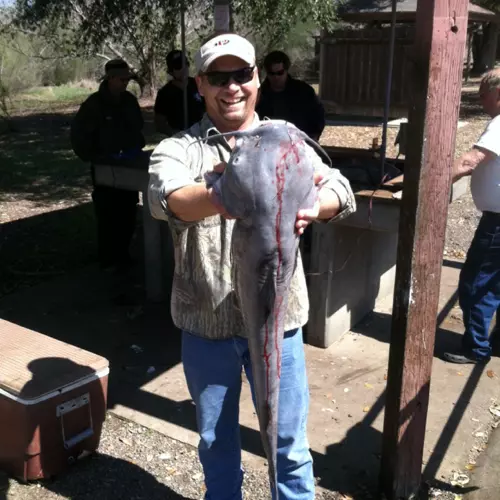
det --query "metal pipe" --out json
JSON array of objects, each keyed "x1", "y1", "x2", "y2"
[
  {"x1": 181, "y1": 1, "x2": 188, "y2": 130},
  {"x1": 380, "y1": 0, "x2": 398, "y2": 181}
]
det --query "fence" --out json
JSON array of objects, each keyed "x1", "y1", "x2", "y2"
[{"x1": 318, "y1": 26, "x2": 415, "y2": 117}]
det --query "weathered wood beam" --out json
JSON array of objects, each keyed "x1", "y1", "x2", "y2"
[
  {"x1": 214, "y1": 0, "x2": 232, "y2": 32},
  {"x1": 486, "y1": 22, "x2": 499, "y2": 71},
  {"x1": 380, "y1": 1, "x2": 469, "y2": 499}
]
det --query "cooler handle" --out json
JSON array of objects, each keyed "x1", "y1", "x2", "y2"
[{"x1": 57, "y1": 393, "x2": 94, "y2": 450}]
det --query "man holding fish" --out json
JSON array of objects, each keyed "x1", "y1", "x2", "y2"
[{"x1": 148, "y1": 32, "x2": 355, "y2": 500}]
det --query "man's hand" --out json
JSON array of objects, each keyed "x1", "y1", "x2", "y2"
[
  {"x1": 295, "y1": 174, "x2": 324, "y2": 235},
  {"x1": 452, "y1": 146, "x2": 493, "y2": 182}
]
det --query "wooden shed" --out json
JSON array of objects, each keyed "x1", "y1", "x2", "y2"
[{"x1": 319, "y1": 0, "x2": 499, "y2": 117}]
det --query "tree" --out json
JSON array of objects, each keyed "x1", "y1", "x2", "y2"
[
  {"x1": 233, "y1": 0, "x2": 336, "y2": 57},
  {"x1": 12, "y1": 0, "x2": 190, "y2": 96},
  {"x1": 10, "y1": 0, "x2": 340, "y2": 97},
  {"x1": 0, "y1": 62, "x2": 13, "y2": 133},
  {"x1": 185, "y1": 0, "x2": 339, "y2": 76}
]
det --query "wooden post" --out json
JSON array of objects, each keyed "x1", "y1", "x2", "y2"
[
  {"x1": 180, "y1": 1, "x2": 188, "y2": 130},
  {"x1": 486, "y1": 22, "x2": 499, "y2": 71},
  {"x1": 214, "y1": 0, "x2": 231, "y2": 32},
  {"x1": 380, "y1": 1, "x2": 469, "y2": 499}
]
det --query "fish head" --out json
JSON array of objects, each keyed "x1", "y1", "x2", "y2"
[{"x1": 210, "y1": 121, "x2": 321, "y2": 222}]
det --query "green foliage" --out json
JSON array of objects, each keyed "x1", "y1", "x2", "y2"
[
  {"x1": 189, "y1": 0, "x2": 339, "y2": 64},
  {"x1": 0, "y1": 13, "x2": 102, "y2": 93},
  {"x1": 12, "y1": 0, "x2": 190, "y2": 95},
  {"x1": 234, "y1": 0, "x2": 337, "y2": 52},
  {"x1": 9, "y1": 0, "x2": 340, "y2": 95},
  {"x1": 12, "y1": 84, "x2": 95, "y2": 111},
  {"x1": 0, "y1": 73, "x2": 12, "y2": 130}
]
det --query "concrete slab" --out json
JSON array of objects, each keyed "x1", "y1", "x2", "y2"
[{"x1": 468, "y1": 425, "x2": 500, "y2": 500}]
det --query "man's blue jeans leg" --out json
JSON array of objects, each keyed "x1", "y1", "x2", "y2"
[
  {"x1": 182, "y1": 328, "x2": 314, "y2": 500},
  {"x1": 458, "y1": 212, "x2": 500, "y2": 360}
]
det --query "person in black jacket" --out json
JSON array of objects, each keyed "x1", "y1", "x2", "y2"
[
  {"x1": 256, "y1": 50, "x2": 325, "y2": 141},
  {"x1": 71, "y1": 59, "x2": 146, "y2": 270},
  {"x1": 154, "y1": 50, "x2": 205, "y2": 136}
]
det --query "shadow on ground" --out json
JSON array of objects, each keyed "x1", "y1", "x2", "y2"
[
  {"x1": 0, "y1": 111, "x2": 91, "y2": 205},
  {"x1": 1, "y1": 454, "x2": 191, "y2": 500},
  {"x1": 0, "y1": 104, "x2": 160, "y2": 206},
  {"x1": 45, "y1": 453, "x2": 192, "y2": 499},
  {"x1": 0, "y1": 208, "x2": 488, "y2": 499},
  {"x1": 0, "y1": 203, "x2": 98, "y2": 297},
  {"x1": 460, "y1": 90, "x2": 487, "y2": 120}
]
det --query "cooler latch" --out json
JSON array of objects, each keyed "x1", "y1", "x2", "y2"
[{"x1": 56, "y1": 393, "x2": 94, "y2": 449}]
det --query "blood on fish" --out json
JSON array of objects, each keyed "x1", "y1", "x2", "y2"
[
  {"x1": 271, "y1": 139, "x2": 301, "y2": 383},
  {"x1": 262, "y1": 138, "x2": 299, "y2": 410}
]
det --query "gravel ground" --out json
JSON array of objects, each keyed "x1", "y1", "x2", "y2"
[
  {"x1": 2, "y1": 400, "x2": 496, "y2": 500},
  {"x1": 2, "y1": 413, "x2": 344, "y2": 500}
]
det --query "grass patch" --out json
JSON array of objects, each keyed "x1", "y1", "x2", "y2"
[
  {"x1": 8, "y1": 80, "x2": 144, "y2": 114},
  {"x1": 10, "y1": 84, "x2": 97, "y2": 113}
]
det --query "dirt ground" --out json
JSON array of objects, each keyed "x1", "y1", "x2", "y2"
[
  {"x1": 0, "y1": 84, "x2": 491, "y2": 499},
  {"x1": 2, "y1": 412, "x2": 352, "y2": 500}
]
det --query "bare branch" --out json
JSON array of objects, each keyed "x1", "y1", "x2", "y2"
[
  {"x1": 0, "y1": 39, "x2": 82, "y2": 60},
  {"x1": 96, "y1": 53, "x2": 112, "y2": 61},
  {"x1": 104, "y1": 41, "x2": 140, "y2": 74},
  {"x1": 68, "y1": 0, "x2": 88, "y2": 22}
]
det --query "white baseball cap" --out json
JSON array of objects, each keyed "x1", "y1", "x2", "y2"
[{"x1": 194, "y1": 34, "x2": 256, "y2": 73}]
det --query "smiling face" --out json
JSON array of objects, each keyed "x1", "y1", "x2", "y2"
[{"x1": 195, "y1": 55, "x2": 260, "y2": 133}]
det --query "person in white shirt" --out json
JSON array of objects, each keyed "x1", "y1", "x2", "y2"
[{"x1": 444, "y1": 68, "x2": 500, "y2": 364}]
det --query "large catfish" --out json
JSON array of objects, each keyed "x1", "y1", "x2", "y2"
[{"x1": 196, "y1": 120, "x2": 331, "y2": 494}]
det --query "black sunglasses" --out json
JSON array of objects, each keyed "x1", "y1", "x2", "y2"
[
  {"x1": 204, "y1": 66, "x2": 255, "y2": 87},
  {"x1": 268, "y1": 69, "x2": 285, "y2": 76}
]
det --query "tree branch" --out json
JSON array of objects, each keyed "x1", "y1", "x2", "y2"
[
  {"x1": 104, "y1": 40, "x2": 141, "y2": 75},
  {"x1": 96, "y1": 53, "x2": 112, "y2": 61}
]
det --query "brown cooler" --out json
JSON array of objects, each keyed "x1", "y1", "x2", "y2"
[{"x1": 0, "y1": 319, "x2": 109, "y2": 481}]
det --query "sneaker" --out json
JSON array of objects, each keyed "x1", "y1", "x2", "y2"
[{"x1": 443, "y1": 350, "x2": 490, "y2": 364}]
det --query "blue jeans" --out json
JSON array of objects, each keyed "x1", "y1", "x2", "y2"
[
  {"x1": 459, "y1": 212, "x2": 500, "y2": 360},
  {"x1": 182, "y1": 328, "x2": 314, "y2": 500}
]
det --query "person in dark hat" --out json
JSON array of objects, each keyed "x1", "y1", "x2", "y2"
[
  {"x1": 154, "y1": 49, "x2": 205, "y2": 136},
  {"x1": 70, "y1": 58, "x2": 146, "y2": 270},
  {"x1": 256, "y1": 50, "x2": 325, "y2": 141}
]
